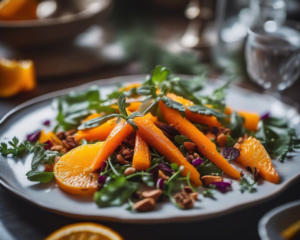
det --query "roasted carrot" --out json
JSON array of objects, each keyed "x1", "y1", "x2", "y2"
[
  {"x1": 134, "y1": 117, "x2": 202, "y2": 186},
  {"x1": 159, "y1": 101, "x2": 241, "y2": 179},
  {"x1": 127, "y1": 102, "x2": 142, "y2": 112},
  {"x1": 75, "y1": 118, "x2": 117, "y2": 142},
  {"x1": 167, "y1": 93, "x2": 221, "y2": 127},
  {"x1": 91, "y1": 113, "x2": 157, "y2": 171},
  {"x1": 83, "y1": 113, "x2": 102, "y2": 122},
  {"x1": 132, "y1": 132, "x2": 151, "y2": 171}
]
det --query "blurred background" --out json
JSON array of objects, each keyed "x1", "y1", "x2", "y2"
[{"x1": 0, "y1": 0, "x2": 300, "y2": 116}]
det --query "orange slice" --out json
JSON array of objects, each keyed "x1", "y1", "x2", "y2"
[
  {"x1": 45, "y1": 222, "x2": 124, "y2": 240},
  {"x1": 54, "y1": 142, "x2": 104, "y2": 195},
  {"x1": 236, "y1": 136, "x2": 280, "y2": 183},
  {"x1": 0, "y1": 59, "x2": 35, "y2": 98}
]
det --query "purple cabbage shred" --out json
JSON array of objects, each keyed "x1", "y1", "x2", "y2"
[
  {"x1": 156, "y1": 178, "x2": 164, "y2": 190},
  {"x1": 260, "y1": 112, "x2": 270, "y2": 120},
  {"x1": 43, "y1": 140, "x2": 53, "y2": 150},
  {"x1": 97, "y1": 175, "x2": 107, "y2": 190},
  {"x1": 100, "y1": 161, "x2": 107, "y2": 173},
  {"x1": 192, "y1": 158, "x2": 204, "y2": 167},
  {"x1": 223, "y1": 147, "x2": 240, "y2": 161},
  {"x1": 210, "y1": 181, "x2": 232, "y2": 193},
  {"x1": 43, "y1": 120, "x2": 51, "y2": 126},
  {"x1": 150, "y1": 163, "x2": 173, "y2": 176},
  {"x1": 26, "y1": 130, "x2": 41, "y2": 143}
]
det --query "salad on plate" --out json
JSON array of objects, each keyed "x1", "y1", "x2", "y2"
[{"x1": 1, "y1": 66, "x2": 300, "y2": 212}]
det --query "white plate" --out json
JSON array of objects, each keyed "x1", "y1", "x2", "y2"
[
  {"x1": 1, "y1": 75, "x2": 300, "y2": 224},
  {"x1": 259, "y1": 200, "x2": 300, "y2": 240}
]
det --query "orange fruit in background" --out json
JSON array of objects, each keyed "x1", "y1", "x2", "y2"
[
  {"x1": 0, "y1": 0, "x2": 38, "y2": 21},
  {"x1": 54, "y1": 142, "x2": 104, "y2": 195},
  {"x1": 45, "y1": 222, "x2": 124, "y2": 240},
  {"x1": 0, "y1": 59, "x2": 36, "y2": 98},
  {"x1": 236, "y1": 136, "x2": 280, "y2": 184}
]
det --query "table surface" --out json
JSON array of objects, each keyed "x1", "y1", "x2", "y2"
[{"x1": 1, "y1": 6, "x2": 300, "y2": 239}]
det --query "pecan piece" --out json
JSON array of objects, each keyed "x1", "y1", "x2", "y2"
[
  {"x1": 117, "y1": 154, "x2": 129, "y2": 165},
  {"x1": 141, "y1": 189, "x2": 162, "y2": 201},
  {"x1": 50, "y1": 145, "x2": 63, "y2": 151},
  {"x1": 66, "y1": 136, "x2": 78, "y2": 149},
  {"x1": 174, "y1": 191, "x2": 194, "y2": 209},
  {"x1": 65, "y1": 129, "x2": 77, "y2": 137},
  {"x1": 56, "y1": 131, "x2": 66, "y2": 140},
  {"x1": 133, "y1": 198, "x2": 156, "y2": 212}
]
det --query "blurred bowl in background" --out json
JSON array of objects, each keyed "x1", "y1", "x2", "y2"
[{"x1": 0, "y1": 0, "x2": 113, "y2": 48}]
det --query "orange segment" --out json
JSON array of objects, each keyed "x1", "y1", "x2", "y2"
[
  {"x1": 0, "y1": 0, "x2": 37, "y2": 21},
  {"x1": 54, "y1": 142, "x2": 104, "y2": 195},
  {"x1": 0, "y1": 59, "x2": 36, "y2": 97},
  {"x1": 39, "y1": 130, "x2": 62, "y2": 145},
  {"x1": 236, "y1": 136, "x2": 280, "y2": 183},
  {"x1": 45, "y1": 222, "x2": 124, "y2": 240},
  {"x1": 238, "y1": 111, "x2": 260, "y2": 132}
]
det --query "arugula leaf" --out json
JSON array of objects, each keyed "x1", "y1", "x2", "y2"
[
  {"x1": 137, "y1": 85, "x2": 157, "y2": 98},
  {"x1": 239, "y1": 177, "x2": 257, "y2": 193},
  {"x1": 151, "y1": 65, "x2": 170, "y2": 85},
  {"x1": 118, "y1": 94, "x2": 128, "y2": 118},
  {"x1": 78, "y1": 114, "x2": 121, "y2": 130},
  {"x1": 160, "y1": 96, "x2": 186, "y2": 117},
  {"x1": 31, "y1": 146, "x2": 46, "y2": 169},
  {"x1": 229, "y1": 112, "x2": 246, "y2": 139},
  {"x1": 26, "y1": 171, "x2": 54, "y2": 183},
  {"x1": 174, "y1": 135, "x2": 192, "y2": 144},
  {"x1": 212, "y1": 77, "x2": 234, "y2": 101},
  {"x1": 94, "y1": 175, "x2": 140, "y2": 207},
  {"x1": 41, "y1": 150, "x2": 61, "y2": 165},
  {"x1": 197, "y1": 158, "x2": 223, "y2": 176},
  {"x1": 187, "y1": 105, "x2": 227, "y2": 122}
]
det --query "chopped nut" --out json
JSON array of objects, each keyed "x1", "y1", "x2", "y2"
[
  {"x1": 124, "y1": 154, "x2": 133, "y2": 160},
  {"x1": 56, "y1": 131, "x2": 66, "y2": 140},
  {"x1": 128, "y1": 138, "x2": 135, "y2": 146},
  {"x1": 186, "y1": 155, "x2": 194, "y2": 162},
  {"x1": 141, "y1": 189, "x2": 162, "y2": 201},
  {"x1": 184, "y1": 142, "x2": 196, "y2": 152},
  {"x1": 183, "y1": 186, "x2": 193, "y2": 193},
  {"x1": 193, "y1": 153, "x2": 200, "y2": 158},
  {"x1": 158, "y1": 170, "x2": 169, "y2": 180},
  {"x1": 62, "y1": 140, "x2": 70, "y2": 149},
  {"x1": 189, "y1": 192, "x2": 198, "y2": 200},
  {"x1": 133, "y1": 198, "x2": 156, "y2": 212},
  {"x1": 240, "y1": 170, "x2": 244, "y2": 177},
  {"x1": 65, "y1": 129, "x2": 77, "y2": 136},
  {"x1": 217, "y1": 133, "x2": 227, "y2": 147},
  {"x1": 206, "y1": 132, "x2": 216, "y2": 141},
  {"x1": 244, "y1": 133, "x2": 249, "y2": 142},
  {"x1": 174, "y1": 191, "x2": 194, "y2": 209},
  {"x1": 50, "y1": 145, "x2": 63, "y2": 151},
  {"x1": 124, "y1": 167, "x2": 136, "y2": 176},
  {"x1": 238, "y1": 137, "x2": 244, "y2": 144},
  {"x1": 122, "y1": 148, "x2": 131, "y2": 156},
  {"x1": 118, "y1": 144, "x2": 126, "y2": 154},
  {"x1": 44, "y1": 164, "x2": 54, "y2": 172},
  {"x1": 201, "y1": 175, "x2": 223, "y2": 186},
  {"x1": 60, "y1": 147, "x2": 67, "y2": 154},
  {"x1": 54, "y1": 156, "x2": 61, "y2": 164},
  {"x1": 223, "y1": 128, "x2": 231, "y2": 134},
  {"x1": 188, "y1": 150, "x2": 194, "y2": 155},
  {"x1": 117, "y1": 154, "x2": 129, "y2": 165},
  {"x1": 233, "y1": 143, "x2": 241, "y2": 151},
  {"x1": 66, "y1": 136, "x2": 78, "y2": 149}
]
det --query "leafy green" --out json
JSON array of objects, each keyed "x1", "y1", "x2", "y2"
[
  {"x1": 31, "y1": 146, "x2": 47, "y2": 169},
  {"x1": 226, "y1": 135, "x2": 236, "y2": 147},
  {"x1": 187, "y1": 105, "x2": 227, "y2": 122},
  {"x1": 239, "y1": 177, "x2": 257, "y2": 193},
  {"x1": 94, "y1": 175, "x2": 140, "y2": 207},
  {"x1": 256, "y1": 117, "x2": 300, "y2": 162},
  {"x1": 197, "y1": 158, "x2": 223, "y2": 176},
  {"x1": 174, "y1": 135, "x2": 191, "y2": 144},
  {"x1": 151, "y1": 65, "x2": 171, "y2": 85},
  {"x1": 229, "y1": 112, "x2": 246, "y2": 139},
  {"x1": 160, "y1": 96, "x2": 186, "y2": 117},
  {"x1": 0, "y1": 138, "x2": 44, "y2": 157},
  {"x1": 26, "y1": 171, "x2": 54, "y2": 183}
]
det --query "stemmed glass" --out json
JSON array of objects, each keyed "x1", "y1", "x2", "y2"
[{"x1": 245, "y1": 20, "x2": 300, "y2": 95}]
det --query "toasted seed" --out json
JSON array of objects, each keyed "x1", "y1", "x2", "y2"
[
  {"x1": 193, "y1": 153, "x2": 200, "y2": 158},
  {"x1": 189, "y1": 192, "x2": 198, "y2": 200},
  {"x1": 118, "y1": 144, "x2": 126, "y2": 154},
  {"x1": 117, "y1": 154, "x2": 129, "y2": 165},
  {"x1": 184, "y1": 142, "x2": 196, "y2": 152},
  {"x1": 124, "y1": 167, "x2": 136, "y2": 176},
  {"x1": 217, "y1": 133, "x2": 227, "y2": 147},
  {"x1": 233, "y1": 143, "x2": 241, "y2": 151},
  {"x1": 141, "y1": 189, "x2": 162, "y2": 201},
  {"x1": 50, "y1": 145, "x2": 63, "y2": 151},
  {"x1": 201, "y1": 175, "x2": 223, "y2": 186},
  {"x1": 122, "y1": 148, "x2": 131, "y2": 156},
  {"x1": 124, "y1": 154, "x2": 133, "y2": 159},
  {"x1": 133, "y1": 198, "x2": 156, "y2": 212},
  {"x1": 187, "y1": 155, "x2": 194, "y2": 162},
  {"x1": 158, "y1": 170, "x2": 169, "y2": 180}
]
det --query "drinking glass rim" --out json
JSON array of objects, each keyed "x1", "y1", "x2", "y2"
[{"x1": 247, "y1": 20, "x2": 300, "y2": 41}]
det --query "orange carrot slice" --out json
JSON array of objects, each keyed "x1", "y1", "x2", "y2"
[
  {"x1": 159, "y1": 101, "x2": 241, "y2": 179},
  {"x1": 167, "y1": 93, "x2": 221, "y2": 127},
  {"x1": 91, "y1": 113, "x2": 157, "y2": 171},
  {"x1": 134, "y1": 117, "x2": 202, "y2": 186},
  {"x1": 132, "y1": 132, "x2": 151, "y2": 171},
  {"x1": 236, "y1": 137, "x2": 280, "y2": 183},
  {"x1": 75, "y1": 118, "x2": 117, "y2": 142}
]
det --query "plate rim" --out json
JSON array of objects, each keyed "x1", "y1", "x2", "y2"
[{"x1": 1, "y1": 74, "x2": 300, "y2": 224}]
